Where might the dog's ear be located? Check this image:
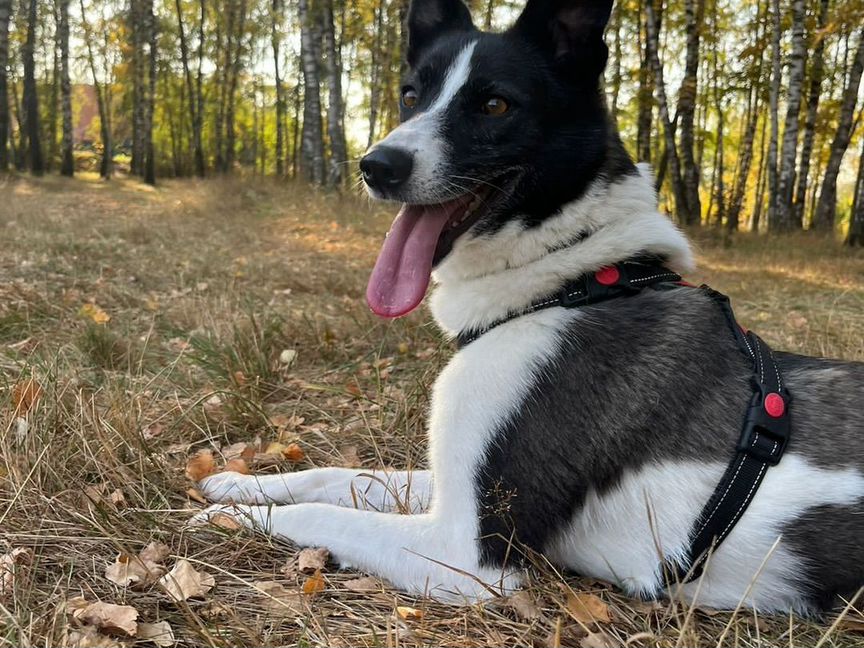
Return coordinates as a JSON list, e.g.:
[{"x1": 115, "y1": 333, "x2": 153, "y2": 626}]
[
  {"x1": 511, "y1": 0, "x2": 612, "y2": 80},
  {"x1": 406, "y1": 0, "x2": 475, "y2": 66}
]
